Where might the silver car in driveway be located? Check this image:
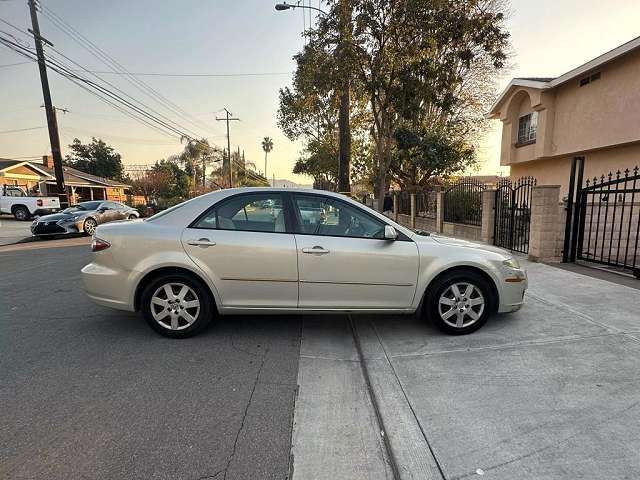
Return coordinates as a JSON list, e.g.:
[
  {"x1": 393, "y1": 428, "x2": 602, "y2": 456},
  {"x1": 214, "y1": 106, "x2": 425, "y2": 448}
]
[
  {"x1": 81, "y1": 188, "x2": 527, "y2": 338},
  {"x1": 31, "y1": 200, "x2": 139, "y2": 237}
]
